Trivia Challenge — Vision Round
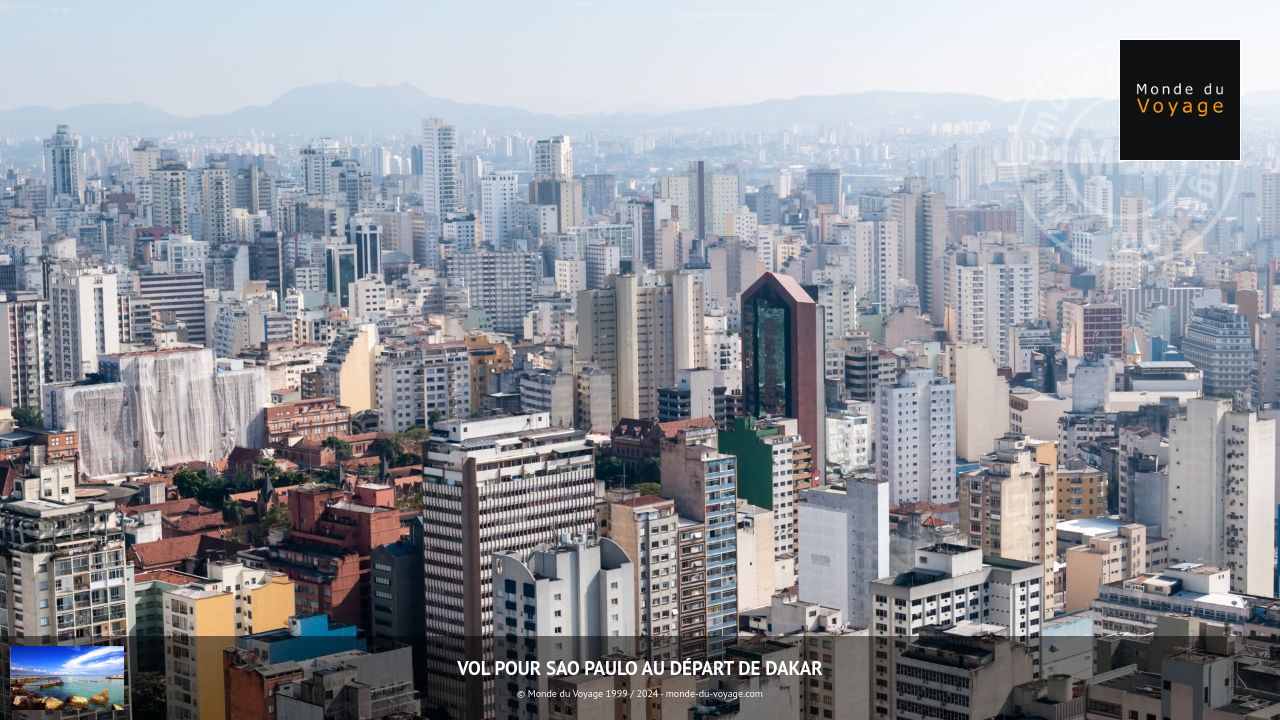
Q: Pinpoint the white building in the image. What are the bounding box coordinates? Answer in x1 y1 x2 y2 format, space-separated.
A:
797 476 888 628
1164 397 1276 596
375 341 471 432
945 233 1038 368
876 368 957 504
479 171 519 247
48 266 120 382
826 411 872 472
420 118 459 252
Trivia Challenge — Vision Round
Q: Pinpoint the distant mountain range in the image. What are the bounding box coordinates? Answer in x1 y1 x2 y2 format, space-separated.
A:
3 82 1280 138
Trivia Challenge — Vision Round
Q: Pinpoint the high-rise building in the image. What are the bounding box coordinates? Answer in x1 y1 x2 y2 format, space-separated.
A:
888 180 948 320
1261 171 1280 241
797 475 888 627
942 342 1011 462
374 340 470 432
805 166 842 212
479 171 519 248
877 368 957 504
325 244 358 308
1182 304 1255 398
299 138 344 196
0 291 48 410
346 217 382 279
958 434 1058 595
43 124 83 203
581 173 617 216
597 491 682 654
48 266 120 382
492 537 634 720
135 271 207 345
719 417 809 570
944 233 1038 368
1063 522 1167 612
534 135 573 179
578 271 706 420
1084 175 1114 225
421 413 596 718
1061 299 1124 359
445 251 542 335
1256 314 1280 408
201 160 233 244
151 159 191 234
869 545 1045 717
658 423 738 655
421 118 459 249
740 272 825 473
1164 397 1275 595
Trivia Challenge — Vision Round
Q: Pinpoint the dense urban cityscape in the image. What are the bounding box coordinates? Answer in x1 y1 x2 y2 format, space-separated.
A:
4 10 1280 718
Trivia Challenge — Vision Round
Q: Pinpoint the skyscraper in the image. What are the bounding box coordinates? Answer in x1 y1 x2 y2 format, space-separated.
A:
534 135 573 178
944 233 1038 368
479 171 519 248
1164 397 1275 595
200 160 233 244
43 124 83 203
888 179 948 321
299 137 344 196
151 159 191 234
805 166 842 212
421 118 459 253
421 413 596 718
578 271 706 420
739 272 825 474
1182 304 1255 398
48 266 120 382
797 475 888 627
877 368 957 503
346 217 382 279
0 292 48 410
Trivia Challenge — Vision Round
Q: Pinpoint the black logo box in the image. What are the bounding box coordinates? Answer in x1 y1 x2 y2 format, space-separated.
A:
1120 39 1240 161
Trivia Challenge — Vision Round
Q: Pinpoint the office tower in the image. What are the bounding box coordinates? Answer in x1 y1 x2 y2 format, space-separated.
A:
582 173 617 216
375 340 470 432
346 217 382 279
332 157 371 212
583 242 620 289
888 179 947 320
162 563 295 720
534 135 573 178
43 124 83 203
0 291 48 410
201 160 233 244
135 271 207 345
151 159 191 233
1182 304 1255 398
48 266 120 382
299 137 344 196
942 342 1011 462
658 424 737 654
479 171 519 247
445 251 542 335
805 166 841 212
492 537 634 719
945 234 1038 368
42 347 266 477
578 271 705 420
958 434 1057 595
797 475 888 627
869 545 1044 717
1256 315 1280 408
1165 397 1276 595
877 368 957 504
421 118 459 244
1061 299 1124 359
325 243 357 307
740 272 825 473
421 413 596 718
1084 175 1114 225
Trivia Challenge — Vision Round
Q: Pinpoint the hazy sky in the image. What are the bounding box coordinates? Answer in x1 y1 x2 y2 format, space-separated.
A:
0 0 1271 115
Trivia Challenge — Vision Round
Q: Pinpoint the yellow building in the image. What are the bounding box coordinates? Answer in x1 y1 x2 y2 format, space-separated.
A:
1056 464 1108 519
162 561 295 720
464 333 513 413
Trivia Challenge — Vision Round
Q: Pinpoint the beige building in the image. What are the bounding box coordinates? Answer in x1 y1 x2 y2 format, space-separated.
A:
1063 523 1168 612
596 491 681 646
942 342 1011 461
959 434 1058 595
735 502 778 611
317 323 379 413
